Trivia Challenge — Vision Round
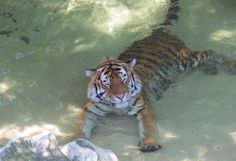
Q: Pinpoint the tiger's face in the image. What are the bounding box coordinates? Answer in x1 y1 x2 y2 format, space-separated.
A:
85 58 142 109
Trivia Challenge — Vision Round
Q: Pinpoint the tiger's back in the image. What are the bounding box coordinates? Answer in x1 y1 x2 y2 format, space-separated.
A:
118 0 195 97
119 19 236 99
119 29 196 98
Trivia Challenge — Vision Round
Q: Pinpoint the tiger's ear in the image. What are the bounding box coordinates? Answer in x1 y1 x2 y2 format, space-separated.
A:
85 69 96 78
129 58 136 69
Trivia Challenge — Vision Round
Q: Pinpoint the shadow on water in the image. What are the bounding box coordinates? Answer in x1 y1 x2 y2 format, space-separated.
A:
1 0 236 160
0 0 167 145
172 0 236 54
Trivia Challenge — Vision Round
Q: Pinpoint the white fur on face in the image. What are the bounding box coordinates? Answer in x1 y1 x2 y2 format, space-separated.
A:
87 60 142 109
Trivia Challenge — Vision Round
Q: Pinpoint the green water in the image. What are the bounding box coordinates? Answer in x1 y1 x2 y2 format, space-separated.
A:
0 0 236 160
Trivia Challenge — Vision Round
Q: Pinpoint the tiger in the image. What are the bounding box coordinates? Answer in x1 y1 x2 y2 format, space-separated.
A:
73 0 236 152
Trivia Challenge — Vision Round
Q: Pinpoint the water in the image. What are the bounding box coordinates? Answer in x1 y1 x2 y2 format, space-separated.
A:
0 0 236 160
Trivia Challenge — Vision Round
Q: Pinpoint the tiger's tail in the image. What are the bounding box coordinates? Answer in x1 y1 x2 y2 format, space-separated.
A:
152 0 180 34
161 0 180 27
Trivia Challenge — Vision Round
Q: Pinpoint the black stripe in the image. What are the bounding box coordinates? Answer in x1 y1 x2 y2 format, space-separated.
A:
132 96 141 106
94 83 98 94
94 105 107 113
133 108 145 117
100 66 107 73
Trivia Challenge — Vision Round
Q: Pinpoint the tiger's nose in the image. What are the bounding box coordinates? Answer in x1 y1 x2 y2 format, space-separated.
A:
115 94 125 100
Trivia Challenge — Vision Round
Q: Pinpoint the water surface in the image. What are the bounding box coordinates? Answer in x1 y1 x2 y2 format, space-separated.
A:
0 0 236 160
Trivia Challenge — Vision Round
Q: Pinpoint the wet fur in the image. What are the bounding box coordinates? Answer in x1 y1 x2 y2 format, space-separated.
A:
72 0 236 152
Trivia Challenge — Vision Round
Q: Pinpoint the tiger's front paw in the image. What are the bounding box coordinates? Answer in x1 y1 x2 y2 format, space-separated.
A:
139 138 162 152
139 143 162 152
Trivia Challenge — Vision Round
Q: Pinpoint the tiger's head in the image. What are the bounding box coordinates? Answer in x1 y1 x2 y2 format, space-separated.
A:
85 57 142 109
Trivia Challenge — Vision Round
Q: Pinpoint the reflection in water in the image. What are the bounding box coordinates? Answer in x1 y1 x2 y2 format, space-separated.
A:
66 0 167 34
105 6 130 33
0 123 65 142
230 131 236 143
210 29 236 41
163 131 179 140
0 0 236 160
0 83 10 94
